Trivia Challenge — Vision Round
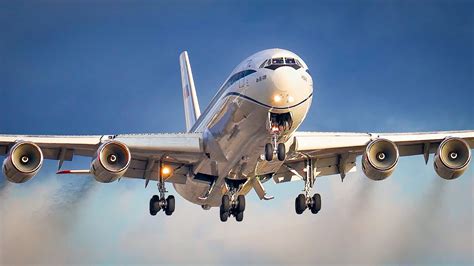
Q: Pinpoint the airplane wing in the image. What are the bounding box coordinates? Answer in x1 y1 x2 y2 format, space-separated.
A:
274 130 474 183
0 133 204 184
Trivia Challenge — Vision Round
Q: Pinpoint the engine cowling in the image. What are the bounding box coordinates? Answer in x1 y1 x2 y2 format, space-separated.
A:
434 137 471 180
362 138 399 181
2 141 43 183
91 141 131 183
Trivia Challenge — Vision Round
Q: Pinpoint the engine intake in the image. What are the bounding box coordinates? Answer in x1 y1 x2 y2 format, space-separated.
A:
91 140 131 183
362 139 399 181
434 137 471 180
2 141 43 183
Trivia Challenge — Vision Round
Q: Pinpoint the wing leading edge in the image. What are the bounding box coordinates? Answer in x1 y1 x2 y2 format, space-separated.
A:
0 133 204 183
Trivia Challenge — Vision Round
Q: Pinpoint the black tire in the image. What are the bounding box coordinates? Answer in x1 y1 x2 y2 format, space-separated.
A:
222 194 231 212
310 193 321 214
165 195 175 216
237 195 246 212
235 211 244 222
277 143 286 161
265 143 273 161
220 209 229 222
149 195 160 216
295 194 307 215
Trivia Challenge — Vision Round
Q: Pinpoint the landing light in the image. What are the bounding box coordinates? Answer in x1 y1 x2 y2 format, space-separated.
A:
161 166 172 178
273 95 282 103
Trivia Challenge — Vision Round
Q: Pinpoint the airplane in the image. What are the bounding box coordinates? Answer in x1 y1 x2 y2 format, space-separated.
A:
1 48 472 222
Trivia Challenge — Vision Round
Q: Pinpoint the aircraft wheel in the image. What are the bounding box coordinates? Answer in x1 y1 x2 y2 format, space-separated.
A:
149 195 160 216
165 195 175 216
220 208 229 222
310 193 321 214
235 211 244 222
221 194 231 212
295 194 306 215
265 143 273 161
277 143 286 161
237 195 246 212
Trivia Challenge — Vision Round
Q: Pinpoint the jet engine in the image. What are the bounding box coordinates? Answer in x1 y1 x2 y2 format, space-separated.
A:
362 139 399 181
2 141 43 183
434 137 471 180
91 140 131 183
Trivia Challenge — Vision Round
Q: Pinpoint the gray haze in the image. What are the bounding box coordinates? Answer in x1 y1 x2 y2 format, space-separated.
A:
1 168 472 265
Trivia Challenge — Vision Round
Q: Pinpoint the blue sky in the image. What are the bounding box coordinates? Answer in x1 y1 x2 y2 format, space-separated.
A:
0 1 472 265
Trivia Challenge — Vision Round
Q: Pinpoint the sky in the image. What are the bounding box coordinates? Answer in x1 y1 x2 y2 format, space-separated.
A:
0 0 473 265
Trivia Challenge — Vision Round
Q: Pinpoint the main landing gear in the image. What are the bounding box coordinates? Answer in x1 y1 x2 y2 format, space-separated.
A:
220 194 246 222
149 178 175 216
295 192 321 214
293 156 322 215
220 179 246 222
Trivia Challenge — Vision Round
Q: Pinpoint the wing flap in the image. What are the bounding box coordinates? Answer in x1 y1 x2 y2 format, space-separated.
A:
274 153 357 184
114 133 203 154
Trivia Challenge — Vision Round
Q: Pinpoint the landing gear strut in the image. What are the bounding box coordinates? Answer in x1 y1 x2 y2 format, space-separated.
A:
220 179 246 222
149 175 175 216
294 156 322 215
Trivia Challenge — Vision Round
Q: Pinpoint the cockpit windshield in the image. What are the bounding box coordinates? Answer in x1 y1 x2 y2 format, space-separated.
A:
259 57 304 70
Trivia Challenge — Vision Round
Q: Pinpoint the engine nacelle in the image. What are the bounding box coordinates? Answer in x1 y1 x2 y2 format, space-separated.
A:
91 140 131 183
362 139 399 181
2 141 43 183
434 137 471 180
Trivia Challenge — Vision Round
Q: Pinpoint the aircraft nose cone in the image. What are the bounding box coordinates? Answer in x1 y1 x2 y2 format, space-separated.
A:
270 67 299 92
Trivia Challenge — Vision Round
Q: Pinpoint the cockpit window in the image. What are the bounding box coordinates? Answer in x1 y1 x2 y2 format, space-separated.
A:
260 57 303 70
272 58 284 64
295 59 304 68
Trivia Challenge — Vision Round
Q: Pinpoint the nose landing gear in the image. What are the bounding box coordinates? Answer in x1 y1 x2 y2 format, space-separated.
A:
264 112 292 162
265 139 286 161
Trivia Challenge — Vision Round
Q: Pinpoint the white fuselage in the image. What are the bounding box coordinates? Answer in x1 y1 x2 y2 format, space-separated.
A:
174 49 314 207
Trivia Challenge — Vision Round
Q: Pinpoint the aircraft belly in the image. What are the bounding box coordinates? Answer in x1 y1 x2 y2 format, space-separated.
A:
175 93 311 208
173 178 224 207
209 96 269 179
